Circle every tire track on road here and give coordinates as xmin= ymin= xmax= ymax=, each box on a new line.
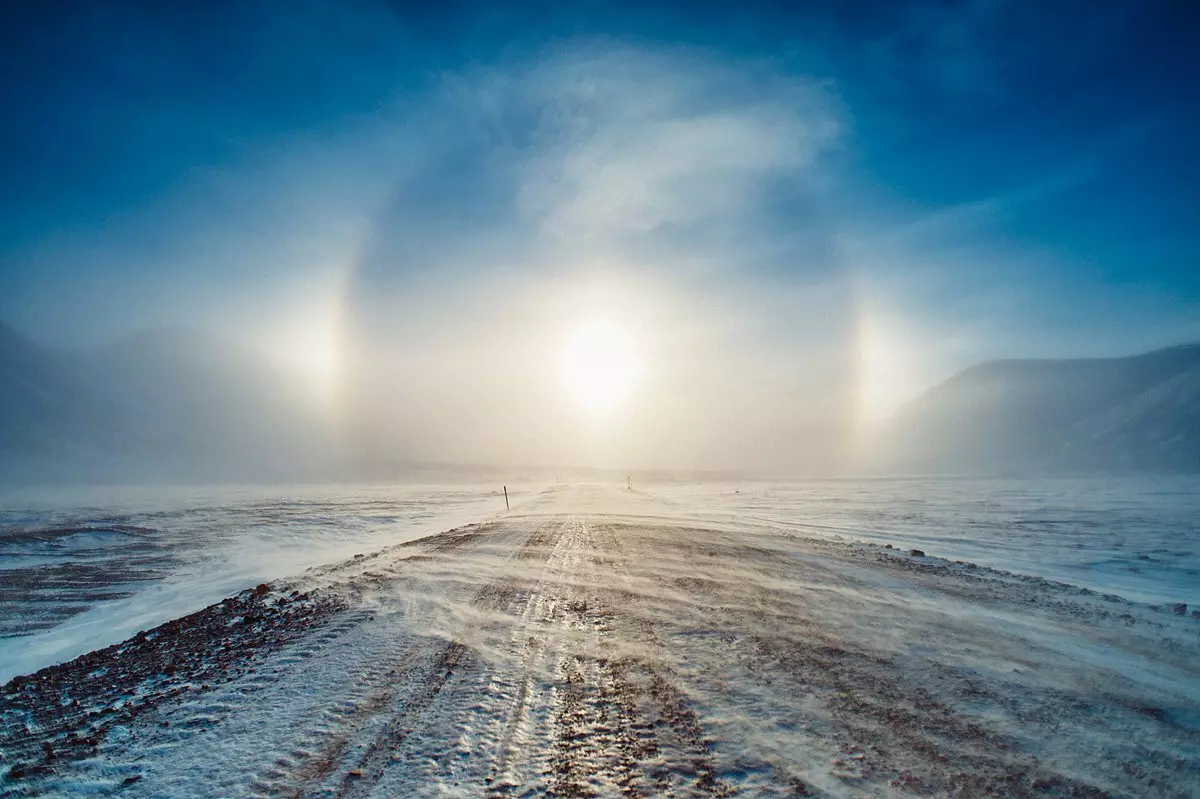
xmin=295 ymin=516 xmax=573 ymax=799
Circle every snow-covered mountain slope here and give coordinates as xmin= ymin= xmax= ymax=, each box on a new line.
xmin=0 ymin=323 xmax=332 ymax=483
xmin=877 ymin=343 xmax=1200 ymax=474
xmin=2 ymin=485 xmax=1196 ymax=797
xmin=1074 ymin=361 xmax=1200 ymax=469
xmin=0 ymin=323 xmax=136 ymax=475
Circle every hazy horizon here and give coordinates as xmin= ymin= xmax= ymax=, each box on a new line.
xmin=2 ymin=1 xmax=1198 ymax=478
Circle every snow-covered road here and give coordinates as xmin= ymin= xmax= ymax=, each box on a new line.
xmin=3 ymin=485 xmax=1197 ymax=797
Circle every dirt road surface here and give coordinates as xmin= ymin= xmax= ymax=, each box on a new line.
xmin=2 ymin=485 xmax=1197 ymax=797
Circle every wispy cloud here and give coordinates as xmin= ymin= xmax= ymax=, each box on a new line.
xmin=494 ymin=48 xmax=841 ymax=244
xmin=335 ymin=43 xmax=859 ymax=471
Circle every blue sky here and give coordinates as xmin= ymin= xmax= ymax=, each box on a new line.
xmin=1 ymin=1 xmax=1198 ymax=465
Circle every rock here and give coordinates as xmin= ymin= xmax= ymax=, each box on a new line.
xmin=883 ymin=544 xmax=893 ymax=549
xmin=254 ymin=583 xmax=271 ymax=596
xmin=1172 ymin=603 xmax=1187 ymax=615
xmin=909 ymin=549 xmax=926 ymax=557
xmin=123 ymin=775 xmax=142 ymax=785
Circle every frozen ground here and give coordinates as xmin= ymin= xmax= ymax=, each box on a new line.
xmin=2 ymin=483 xmax=1197 ymax=797
xmin=0 ymin=483 xmax=531 ymax=684
xmin=653 ymin=475 xmax=1200 ymax=607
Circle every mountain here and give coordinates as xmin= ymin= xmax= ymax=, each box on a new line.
xmin=0 ymin=322 xmax=137 ymax=475
xmin=875 ymin=343 xmax=1200 ymax=474
xmin=0 ymin=323 xmax=333 ymax=483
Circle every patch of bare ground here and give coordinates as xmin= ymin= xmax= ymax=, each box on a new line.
xmin=635 ymin=525 xmax=1194 ymax=797
xmin=580 ymin=522 xmax=736 ymax=798
xmin=0 ymin=519 xmax=506 ymax=791
xmin=0 ymin=584 xmax=346 ymax=783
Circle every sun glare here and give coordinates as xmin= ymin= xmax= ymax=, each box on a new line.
xmin=561 ymin=322 xmax=642 ymax=414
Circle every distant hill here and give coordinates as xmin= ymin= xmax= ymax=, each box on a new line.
xmin=0 ymin=323 xmax=333 ymax=483
xmin=875 ymin=343 xmax=1200 ymax=474
xmin=0 ymin=322 xmax=136 ymax=473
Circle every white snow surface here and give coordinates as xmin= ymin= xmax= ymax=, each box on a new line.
xmin=652 ymin=475 xmax=1200 ymax=606
xmin=2 ymin=481 xmax=1198 ymax=797
xmin=0 ymin=482 xmax=536 ymax=683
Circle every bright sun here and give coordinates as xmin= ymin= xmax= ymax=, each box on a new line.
xmin=561 ymin=321 xmax=642 ymax=414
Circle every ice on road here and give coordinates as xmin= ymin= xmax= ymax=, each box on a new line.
xmin=2 ymin=484 xmax=1197 ymax=797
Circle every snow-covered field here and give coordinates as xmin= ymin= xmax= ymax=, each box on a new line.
xmin=654 ymin=475 xmax=1200 ymax=607
xmin=2 ymin=479 xmax=1199 ymax=796
xmin=0 ymin=483 xmax=533 ymax=684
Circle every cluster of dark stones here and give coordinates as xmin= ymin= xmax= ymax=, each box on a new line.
xmin=1 ymin=583 xmax=346 ymax=783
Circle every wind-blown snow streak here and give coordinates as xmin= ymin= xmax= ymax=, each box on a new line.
xmin=0 ymin=483 xmax=531 ymax=683
xmin=2 ymin=485 xmax=1197 ymax=797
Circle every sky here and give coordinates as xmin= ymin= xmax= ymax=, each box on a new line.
xmin=1 ymin=0 xmax=1198 ymax=472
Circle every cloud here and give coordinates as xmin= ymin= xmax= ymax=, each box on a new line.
xmin=519 ymin=55 xmax=838 ymax=243
xmin=338 ymin=43 xmax=859 ymax=472
xmin=432 ymin=45 xmax=843 ymax=247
